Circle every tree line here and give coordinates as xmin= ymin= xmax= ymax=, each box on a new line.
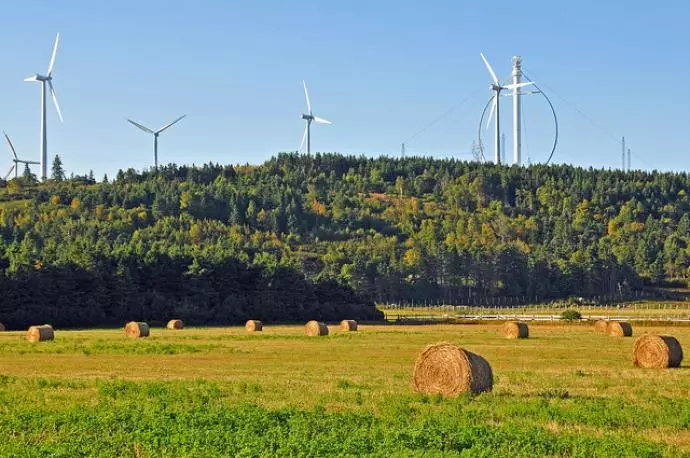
xmin=2 ymin=153 xmax=690 ymax=327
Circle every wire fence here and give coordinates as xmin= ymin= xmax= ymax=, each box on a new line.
xmin=381 ymin=301 xmax=690 ymax=324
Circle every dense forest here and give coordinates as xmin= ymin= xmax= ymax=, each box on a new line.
xmin=2 ymin=153 xmax=690 ymax=328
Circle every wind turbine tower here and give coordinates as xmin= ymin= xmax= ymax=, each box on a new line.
xmin=480 ymin=53 xmax=533 ymax=165
xmin=24 ymin=33 xmax=63 ymax=181
xmin=3 ymin=132 xmax=39 ymax=180
xmin=127 ymin=115 xmax=186 ymax=169
xmin=512 ymin=56 xmax=523 ymax=165
xmin=300 ymin=81 xmax=332 ymax=154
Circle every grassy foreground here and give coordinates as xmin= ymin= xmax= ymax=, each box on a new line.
xmin=0 ymin=324 xmax=689 ymax=457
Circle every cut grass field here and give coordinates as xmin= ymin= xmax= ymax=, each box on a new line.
xmin=0 ymin=324 xmax=689 ymax=456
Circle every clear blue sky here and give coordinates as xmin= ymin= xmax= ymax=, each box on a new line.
xmin=0 ymin=0 xmax=688 ymax=178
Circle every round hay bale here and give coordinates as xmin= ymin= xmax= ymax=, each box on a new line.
xmin=166 ymin=319 xmax=184 ymax=330
xmin=0 ymin=322 xmax=5 ymax=332
xmin=125 ymin=321 xmax=150 ymax=338
xmin=501 ymin=321 xmax=528 ymax=339
xmin=339 ymin=320 xmax=358 ymax=332
xmin=245 ymin=320 xmax=263 ymax=332
xmin=594 ymin=320 xmax=609 ymax=333
xmin=633 ymin=334 xmax=683 ymax=368
xmin=27 ymin=324 xmax=54 ymax=343
xmin=304 ymin=320 xmax=328 ymax=336
xmin=607 ymin=321 xmax=632 ymax=337
xmin=413 ymin=343 xmax=493 ymax=396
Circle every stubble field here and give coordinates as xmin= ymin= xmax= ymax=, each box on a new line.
xmin=0 ymin=323 xmax=688 ymax=457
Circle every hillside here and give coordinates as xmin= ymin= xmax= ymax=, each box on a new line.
xmin=2 ymin=153 xmax=690 ymax=326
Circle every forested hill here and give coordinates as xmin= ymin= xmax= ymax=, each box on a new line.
xmin=2 ymin=153 xmax=690 ymax=327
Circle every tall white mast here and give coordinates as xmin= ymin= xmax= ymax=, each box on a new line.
xmin=512 ymin=56 xmax=522 ymax=165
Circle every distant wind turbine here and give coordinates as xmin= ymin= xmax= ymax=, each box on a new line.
xmin=480 ymin=52 xmax=533 ymax=164
xmin=300 ymin=81 xmax=332 ymax=154
xmin=3 ymin=132 xmax=39 ymax=180
xmin=127 ymin=115 xmax=186 ymax=169
xmin=25 ymin=33 xmax=63 ymax=181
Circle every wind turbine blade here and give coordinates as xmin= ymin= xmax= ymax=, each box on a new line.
xmin=486 ymin=96 xmax=497 ymax=129
xmin=3 ymin=132 xmax=18 ymax=160
xmin=480 ymin=52 xmax=499 ymax=85
xmin=156 ymin=115 xmax=186 ymax=134
xmin=24 ymin=75 xmax=38 ymax=82
xmin=303 ymin=80 xmax=312 ymax=114
xmin=48 ymin=81 xmax=63 ymax=122
xmin=313 ymin=116 xmax=332 ymax=125
xmin=4 ymin=164 xmax=15 ymax=181
xmin=48 ymin=33 xmax=60 ymax=76
xmin=127 ymin=119 xmax=155 ymax=134
xmin=299 ymin=124 xmax=308 ymax=152
xmin=504 ymin=82 xmax=535 ymax=90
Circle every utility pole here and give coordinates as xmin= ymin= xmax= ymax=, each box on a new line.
xmin=621 ymin=136 xmax=626 ymax=171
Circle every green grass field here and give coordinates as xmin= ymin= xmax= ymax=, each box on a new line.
xmin=0 ymin=323 xmax=689 ymax=457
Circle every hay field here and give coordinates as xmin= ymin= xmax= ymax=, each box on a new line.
xmin=0 ymin=324 xmax=689 ymax=456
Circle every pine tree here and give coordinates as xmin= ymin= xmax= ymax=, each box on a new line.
xmin=22 ymin=164 xmax=37 ymax=184
xmin=51 ymin=154 xmax=65 ymax=181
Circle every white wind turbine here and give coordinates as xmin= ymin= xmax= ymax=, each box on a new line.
xmin=127 ymin=115 xmax=186 ymax=169
xmin=3 ymin=132 xmax=39 ymax=180
xmin=480 ymin=52 xmax=533 ymax=164
xmin=25 ymin=33 xmax=64 ymax=181
xmin=300 ymin=81 xmax=332 ymax=154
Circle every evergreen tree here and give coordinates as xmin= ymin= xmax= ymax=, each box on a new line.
xmin=51 ymin=154 xmax=66 ymax=181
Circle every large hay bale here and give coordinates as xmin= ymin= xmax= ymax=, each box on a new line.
xmin=607 ymin=321 xmax=632 ymax=337
xmin=125 ymin=321 xmax=150 ymax=338
xmin=166 ymin=319 xmax=184 ymax=330
xmin=633 ymin=334 xmax=683 ymax=368
xmin=413 ymin=343 xmax=493 ymax=396
xmin=27 ymin=325 xmax=54 ymax=343
xmin=304 ymin=320 xmax=328 ymax=336
xmin=245 ymin=320 xmax=263 ymax=332
xmin=594 ymin=320 xmax=609 ymax=333
xmin=501 ymin=321 xmax=528 ymax=339
xmin=339 ymin=320 xmax=358 ymax=332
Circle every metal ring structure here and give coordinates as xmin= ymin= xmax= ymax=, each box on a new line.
xmin=477 ymin=74 xmax=558 ymax=165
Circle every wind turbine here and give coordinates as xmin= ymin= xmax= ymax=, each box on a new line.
xmin=300 ymin=81 xmax=332 ymax=154
xmin=25 ymin=33 xmax=63 ymax=181
xmin=480 ymin=52 xmax=533 ymax=164
xmin=3 ymin=132 xmax=39 ymax=180
xmin=127 ymin=115 xmax=186 ymax=169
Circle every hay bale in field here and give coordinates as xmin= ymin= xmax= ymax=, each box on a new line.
xmin=245 ymin=320 xmax=263 ymax=332
xmin=501 ymin=321 xmax=529 ymax=339
xmin=413 ymin=343 xmax=493 ymax=396
xmin=304 ymin=320 xmax=328 ymax=336
xmin=594 ymin=320 xmax=609 ymax=333
xmin=27 ymin=324 xmax=54 ymax=343
xmin=339 ymin=320 xmax=358 ymax=332
xmin=166 ymin=319 xmax=184 ymax=330
xmin=607 ymin=321 xmax=632 ymax=337
xmin=125 ymin=321 xmax=150 ymax=338
xmin=633 ymin=334 xmax=683 ymax=368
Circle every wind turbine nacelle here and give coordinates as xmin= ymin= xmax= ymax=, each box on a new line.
xmin=301 ymin=113 xmax=313 ymax=121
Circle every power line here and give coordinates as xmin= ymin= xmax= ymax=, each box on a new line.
xmin=402 ymin=88 xmax=482 ymax=145
xmin=522 ymin=66 xmax=653 ymax=170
